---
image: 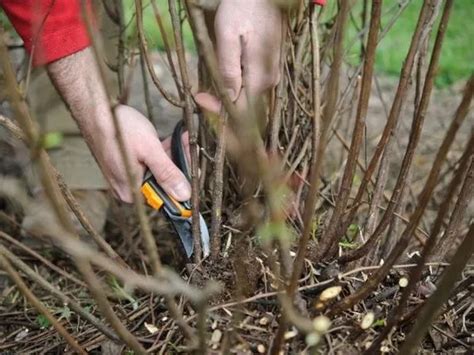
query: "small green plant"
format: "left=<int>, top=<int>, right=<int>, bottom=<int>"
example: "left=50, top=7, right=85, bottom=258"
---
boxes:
left=36, top=314, right=51, bottom=329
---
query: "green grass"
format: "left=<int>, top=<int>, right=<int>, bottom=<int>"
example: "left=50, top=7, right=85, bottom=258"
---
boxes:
left=122, top=0, right=195, bottom=51
left=343, top=0, right=474, bottom=87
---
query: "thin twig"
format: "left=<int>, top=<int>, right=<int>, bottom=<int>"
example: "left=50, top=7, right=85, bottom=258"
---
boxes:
left=337, top=0, right=435, bottom=241
left=0, top=242, right=119, bottom=342
left=315, top=0, right=382, bottom=261
left=210, top=110, right=228, bottom=258
left=135, top=0, right=183, bottom=108
left=75, top=257, right=147, bottom=354
left=338, top=0, right=443, bottom=264
left=331, top=0, right=453, bottom=315
left=169, top=0, right=202, bottom=261
left=0, top=230, right=86, bottom=288
left=0, top=252, right=87, bottom=355
left=151, top=0, right=182, bottom=96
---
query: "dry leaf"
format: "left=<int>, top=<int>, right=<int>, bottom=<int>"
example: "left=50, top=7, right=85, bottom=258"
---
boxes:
left=211, top=329, right=222, bottom=344
left=319, top=286, right=342, bottom=301
left=284, top=329, right=298, bottom=340
left=144, top=322, right=158, bottom=334
left=360, top=312, right=375, bottom=330
left=399, top=277, right=409, bottom=288
left=312, top=316, right=331, bottom=333
left=305, top=332, right=321, bottom=346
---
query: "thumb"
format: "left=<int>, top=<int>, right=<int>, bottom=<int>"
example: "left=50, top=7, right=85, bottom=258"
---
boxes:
left=144, top=138, right=191, bottom=201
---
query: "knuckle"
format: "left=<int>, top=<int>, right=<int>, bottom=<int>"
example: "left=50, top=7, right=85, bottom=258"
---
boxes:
left=157, top=165, right=179, bottom=184
left=220, top=67, right=241, bottom=82
left=257, top=72, right=279, bottom=91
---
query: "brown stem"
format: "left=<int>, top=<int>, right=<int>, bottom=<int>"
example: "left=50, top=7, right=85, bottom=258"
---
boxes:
left=320, top=0, right=350, bottom=141
left=288, top=3, right=323, bottom=296
left=168, top=0, right=202, bottom=261
left=135, top=0, right=183, bottom=108
left=210, top=111, right=228, bottom=258
left=315, top=0, right=381, bottom=261
left=55, top=171, right=127, bottom=265
left=331, top=0, right=454, bottom=314
left=433, top=78, right=474, bottom=260
left=270, top=7, right=323, bottom=354
left=138, top=41, right=155, bottom=121
left=75, top=257, right=147, bottom=354
left=151, top=0, right=182, bottom=96
left=114, top=0, right=126, bottom=93
left=338, top=0, right=436, bottom=241
left=186, top=5, right=306, bottom=353
left=338, top=0, right=445, bottom=264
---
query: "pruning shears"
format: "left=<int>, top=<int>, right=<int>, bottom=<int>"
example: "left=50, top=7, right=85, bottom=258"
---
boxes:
left=141, top=120, right=210, bottom=258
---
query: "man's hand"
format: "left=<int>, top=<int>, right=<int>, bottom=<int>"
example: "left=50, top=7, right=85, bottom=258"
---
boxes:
left=195, top=0, right=283, bottom=113
left=92, top=105, right=190, bottom=203
left=47, top=47, right=191, bottom=203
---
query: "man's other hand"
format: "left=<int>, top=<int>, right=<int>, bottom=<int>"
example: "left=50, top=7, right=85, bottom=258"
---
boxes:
left=195, top=0, right=283, bottom=113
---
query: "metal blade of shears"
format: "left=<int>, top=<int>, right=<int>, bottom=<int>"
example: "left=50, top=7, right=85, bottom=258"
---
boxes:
left=199, top=214, right=210, bottom=257
left=167, top=213, right=210, bottom=258
left=167, top=215, right=194, bottom=258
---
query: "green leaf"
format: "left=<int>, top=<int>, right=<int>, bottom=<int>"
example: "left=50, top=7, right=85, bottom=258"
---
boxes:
left=346, top=223, right=360, bottom=242
left=352, top=174, right=361, bottom=187
left=41, top=132, right=63, bottom=149
left=372, top=319, right=386, bottom=328
left=58, top=306, right=72, bottom=320
left=338, top=241, right=359, bottom=250
left=108, top=275, right=139, bottom=310
left=257, top=221, right=293, bottom=244
left=36, top=314, right=51, bottom=329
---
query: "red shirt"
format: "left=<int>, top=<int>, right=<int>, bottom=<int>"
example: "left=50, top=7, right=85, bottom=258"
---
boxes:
left=1, top=0, right=326, bottom=67
left=1, top=0, right=91, bottom=66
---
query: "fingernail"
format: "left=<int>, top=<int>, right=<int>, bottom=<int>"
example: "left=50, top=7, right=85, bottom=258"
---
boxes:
left=172, top=181, right=191, bottom=201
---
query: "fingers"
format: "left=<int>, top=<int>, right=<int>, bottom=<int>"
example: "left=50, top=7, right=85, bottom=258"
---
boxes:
left=194, top=93, right=221, bottom=115
left=111, top=160, right=143, bottom=204
left=144, top=137, right=191, bottom=201
left=214, top=13, right=243, bottom=101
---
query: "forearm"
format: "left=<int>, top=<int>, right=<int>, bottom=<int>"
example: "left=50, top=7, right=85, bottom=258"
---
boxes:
left=46, top=47, right=113, bottom=149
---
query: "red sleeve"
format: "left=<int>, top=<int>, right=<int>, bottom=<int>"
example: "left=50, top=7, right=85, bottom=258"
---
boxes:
left=314, top=0, right=326, bottom=5
left=0, top=0, right=92, bottom=66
